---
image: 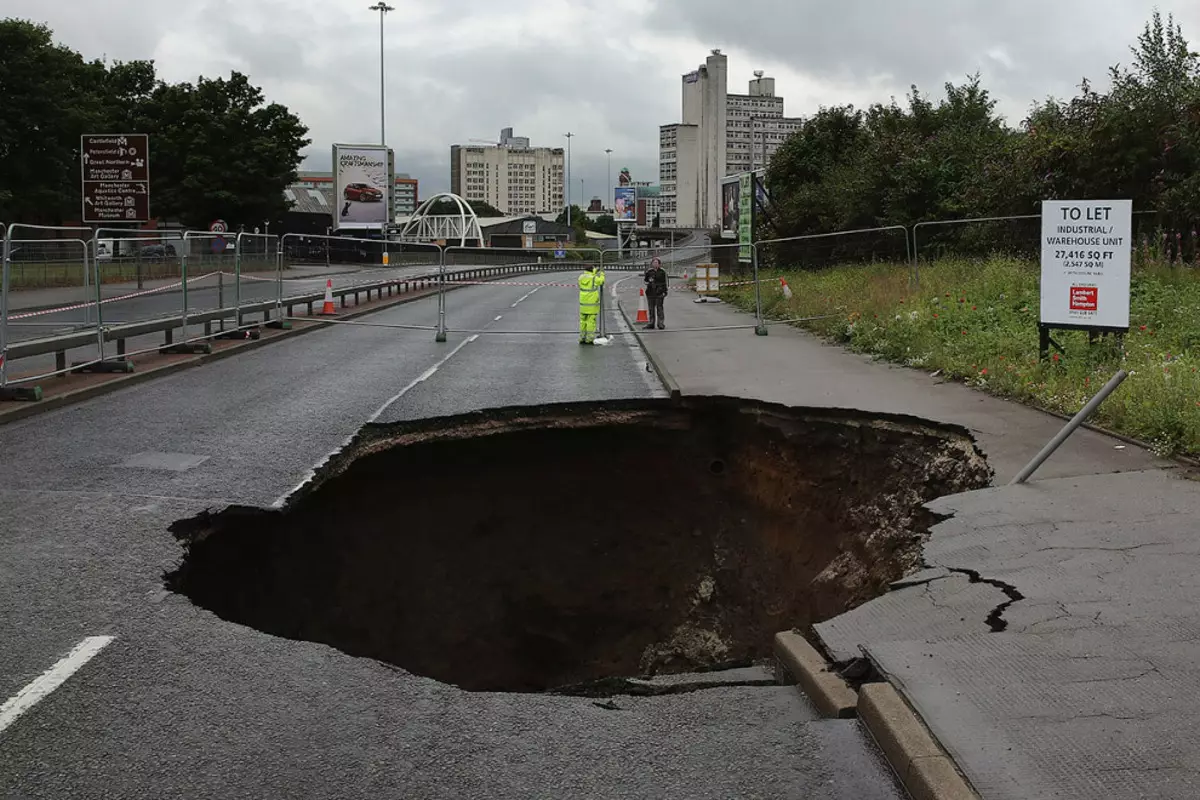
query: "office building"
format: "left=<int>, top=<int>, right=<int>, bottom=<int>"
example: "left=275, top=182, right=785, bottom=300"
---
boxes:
left=659, top=51, right=803, bottom=228
left=449, top=129, right=565, bottom=215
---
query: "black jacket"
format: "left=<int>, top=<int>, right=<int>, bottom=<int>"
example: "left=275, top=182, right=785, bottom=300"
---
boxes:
left=644, top=267, right=668, bottom=297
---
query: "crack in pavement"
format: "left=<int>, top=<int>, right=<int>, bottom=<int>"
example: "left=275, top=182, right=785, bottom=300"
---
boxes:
left=944, top=567, right=1025, bottom=632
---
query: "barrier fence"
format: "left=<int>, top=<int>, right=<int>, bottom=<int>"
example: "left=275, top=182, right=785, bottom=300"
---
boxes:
left=1, top=211, right=1185, bottom=402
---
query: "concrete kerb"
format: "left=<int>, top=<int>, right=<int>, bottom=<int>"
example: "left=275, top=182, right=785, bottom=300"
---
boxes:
left=614, top=286, right=681, bottom=400
left=0, top=268, right=526, bottom=426
left=858, top=683, right=981, bottom=800
left=772, top=631, right=857, bottom=719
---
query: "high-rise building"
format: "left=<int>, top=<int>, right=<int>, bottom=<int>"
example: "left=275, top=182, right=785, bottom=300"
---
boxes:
left=450, top=129, right=564, bottom=215
left=659, top=52, right=803, bottom=228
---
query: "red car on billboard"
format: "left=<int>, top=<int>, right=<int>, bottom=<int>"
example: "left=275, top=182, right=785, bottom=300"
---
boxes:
left=344, top=182, right=383, bottom=202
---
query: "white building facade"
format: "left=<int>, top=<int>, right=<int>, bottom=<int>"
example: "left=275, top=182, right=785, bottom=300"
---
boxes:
left=659, top=52, right=804, bottom=228
left=450, top=129, right=564, bottom=215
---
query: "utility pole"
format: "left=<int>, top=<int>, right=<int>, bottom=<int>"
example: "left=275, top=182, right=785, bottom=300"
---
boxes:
left=564, top=132, right=573, bottom=226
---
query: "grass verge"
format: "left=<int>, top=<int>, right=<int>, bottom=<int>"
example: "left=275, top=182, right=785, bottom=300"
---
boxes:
left=721, top=256, right=1200, bottom=457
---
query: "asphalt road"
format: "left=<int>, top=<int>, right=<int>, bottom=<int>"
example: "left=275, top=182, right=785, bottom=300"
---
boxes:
left=0, top=273, right=901, bottom=798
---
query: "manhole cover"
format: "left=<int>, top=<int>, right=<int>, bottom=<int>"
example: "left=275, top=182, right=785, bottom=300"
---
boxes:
left=119, top=452, right=210, bottom=472
left=165, top=397, right=991, bottom=693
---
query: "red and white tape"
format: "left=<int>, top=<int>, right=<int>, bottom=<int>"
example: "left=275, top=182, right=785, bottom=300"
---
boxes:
left=8, top=273, right=217, bottom=321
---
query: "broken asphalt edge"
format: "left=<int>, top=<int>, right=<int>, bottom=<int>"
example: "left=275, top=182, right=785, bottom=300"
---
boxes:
left=774, top=631, right=980, bottom=799
left=858, top=682, right=981, bottom=800
left=0, top=281, right=469, bottom=427
left=614, top=291, right=682, bottom=400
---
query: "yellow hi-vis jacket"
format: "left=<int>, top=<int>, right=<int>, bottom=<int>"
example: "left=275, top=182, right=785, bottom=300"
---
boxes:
left=578, top=268, right=605, bottom=313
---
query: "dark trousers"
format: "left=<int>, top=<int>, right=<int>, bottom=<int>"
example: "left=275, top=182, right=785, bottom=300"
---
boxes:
left=647, top=294, right=665, bottom=326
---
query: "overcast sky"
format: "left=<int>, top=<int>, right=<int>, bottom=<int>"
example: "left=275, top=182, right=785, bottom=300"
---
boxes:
left=9, top=0, right=1200, bottom=205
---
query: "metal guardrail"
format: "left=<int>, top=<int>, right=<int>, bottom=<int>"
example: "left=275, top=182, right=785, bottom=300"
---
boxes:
left=2, top=262, right=562, bottom=384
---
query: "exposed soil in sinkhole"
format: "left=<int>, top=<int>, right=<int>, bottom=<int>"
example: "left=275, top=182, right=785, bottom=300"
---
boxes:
left=166, top=396, right=991, bottom=693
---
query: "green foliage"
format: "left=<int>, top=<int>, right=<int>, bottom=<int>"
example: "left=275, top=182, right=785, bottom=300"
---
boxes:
left=424, top=198, right=504, bottom=217
left=767, top=12, right=1200, bottom=260
left=721, top=255, right=1200, bottom=456
left=0, top=18, right=310, bottom=227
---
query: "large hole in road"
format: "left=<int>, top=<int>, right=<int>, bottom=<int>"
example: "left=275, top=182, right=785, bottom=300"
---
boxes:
left=166, top=397, right=991, bottom=693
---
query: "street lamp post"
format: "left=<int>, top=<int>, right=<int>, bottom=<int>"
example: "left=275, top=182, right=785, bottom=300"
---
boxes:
left=369, top=2, right=393, bottom=147
left=564, top=132, right=573, bottom=226
left=604, top=148, right=612, bottom=210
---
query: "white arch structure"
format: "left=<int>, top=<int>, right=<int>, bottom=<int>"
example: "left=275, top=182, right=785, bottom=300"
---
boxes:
left=396, top=192, right=484, bottom=246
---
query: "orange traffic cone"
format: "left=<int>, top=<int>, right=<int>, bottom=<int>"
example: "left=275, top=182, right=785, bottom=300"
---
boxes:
left=780, top=277, right=793, bottom=300
left=636, top=288, right=650, bottom=323
left=319, top=279, right=336, bottom=315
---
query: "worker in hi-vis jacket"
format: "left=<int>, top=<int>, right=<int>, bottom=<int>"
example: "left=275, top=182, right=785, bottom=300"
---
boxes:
left=578, top=264, right=606, bottom=344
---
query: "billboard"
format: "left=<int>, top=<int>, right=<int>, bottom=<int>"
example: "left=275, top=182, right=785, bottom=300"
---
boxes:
left=333, top=143, right=393, bottom=229
left=1040, top=200, right=1132, bottom=330
left=81, top=134, right=150, bottom=223
left=614, top=187, right=636, bottom=222
left=738, top=172, right=753, bottom=262
left=720, top=175, right=740, bottom=239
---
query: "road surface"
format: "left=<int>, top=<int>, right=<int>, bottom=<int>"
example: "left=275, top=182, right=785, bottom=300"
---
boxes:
left=0, top=273, right=901, bottom=798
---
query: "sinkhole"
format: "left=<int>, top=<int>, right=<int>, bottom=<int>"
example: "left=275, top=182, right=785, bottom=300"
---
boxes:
left=166, top=396, right=991, bottom=693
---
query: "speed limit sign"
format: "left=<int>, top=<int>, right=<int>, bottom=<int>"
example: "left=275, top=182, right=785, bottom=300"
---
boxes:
left=209, top=219, right=227, bottom=233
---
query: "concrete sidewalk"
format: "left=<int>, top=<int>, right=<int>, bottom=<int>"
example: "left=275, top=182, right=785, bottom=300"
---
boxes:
left=625, top=287, right=1200, bottom=800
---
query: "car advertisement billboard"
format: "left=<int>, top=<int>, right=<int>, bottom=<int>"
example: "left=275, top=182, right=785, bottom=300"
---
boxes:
left=720, top=175, right=740, bottom=239
left=333, top=143, right=392, bottom=229
left=614, top=187, right=636, bottom=222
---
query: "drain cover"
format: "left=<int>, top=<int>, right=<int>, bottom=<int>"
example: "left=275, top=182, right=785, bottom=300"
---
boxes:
left=118, top=452, right=210, bottom=472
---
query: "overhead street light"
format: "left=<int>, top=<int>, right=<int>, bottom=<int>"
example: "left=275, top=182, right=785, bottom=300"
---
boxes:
left=604, top=148, right=612, bottom=210
left=564, top=132, right=574, bottom=226
left=369, top=2, right=394, bottom=147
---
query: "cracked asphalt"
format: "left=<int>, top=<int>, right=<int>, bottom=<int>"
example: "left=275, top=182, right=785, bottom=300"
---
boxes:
left=634, top=288, right=1200, bottom=799
left=0, top=274, right=903, bottom=799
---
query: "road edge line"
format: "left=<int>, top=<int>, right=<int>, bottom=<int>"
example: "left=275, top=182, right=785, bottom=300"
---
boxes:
left=614, top=290, right=681, bottom=401
left=858, top=682, right=981, bottom=800
left=0, top=635, right=115, bottom=735
left=772, top=631, right=857, bottom=719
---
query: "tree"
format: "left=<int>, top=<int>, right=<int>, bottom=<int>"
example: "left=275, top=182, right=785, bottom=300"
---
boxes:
left=132, top=72, right=309, bottom=228
left=422, top=198, right=504, bottom=217
left=0, top=19, right=310, bottom=228
left=0, top=19, right=107, bottom=222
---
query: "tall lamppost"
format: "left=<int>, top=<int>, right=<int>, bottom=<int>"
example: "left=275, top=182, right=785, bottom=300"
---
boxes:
left=564, top=132, right=574, bottom=226
left=604, top=148, right=613, bottom=210
left=368, top=2, right=393, bottom=146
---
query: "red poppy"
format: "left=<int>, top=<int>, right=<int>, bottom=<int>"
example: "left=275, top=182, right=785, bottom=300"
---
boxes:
left=1052, top=353, right=1060, bottom=362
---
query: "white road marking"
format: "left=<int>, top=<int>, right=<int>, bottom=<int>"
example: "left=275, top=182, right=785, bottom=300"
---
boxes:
left=494, top=315, right=503, bottom=321
left=367, top=335, right=479, bottom=422
left=511, top=286, right=541, bottom=307
left=0, top=636, right=114, bottom=736
left=270, top=335, right=480, bottom=509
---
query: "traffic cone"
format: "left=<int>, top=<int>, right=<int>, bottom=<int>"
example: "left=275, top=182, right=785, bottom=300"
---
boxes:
left=636, top=288, right=650, bottom=323
left=319, top=279, right=336, bottom=315
left=780, top=277, right=793, bottom=300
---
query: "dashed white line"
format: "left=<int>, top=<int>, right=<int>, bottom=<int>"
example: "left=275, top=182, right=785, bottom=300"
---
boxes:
left=511, top=286, right=541, bottom=307
left=271, top=335, right=481, bottom=508
left=494, top=315, right=503, bottom=321
left=367, top=334, right=479, bottom=422
left=0, top=636, right=114, bottom=736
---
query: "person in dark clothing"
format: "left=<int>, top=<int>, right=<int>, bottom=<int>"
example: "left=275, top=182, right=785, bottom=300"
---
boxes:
left=643, top=256, right=668, bottom=330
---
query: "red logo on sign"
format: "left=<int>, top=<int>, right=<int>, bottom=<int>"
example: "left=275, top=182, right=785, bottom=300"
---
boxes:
left=1070, top=286, right=1098, bottom=311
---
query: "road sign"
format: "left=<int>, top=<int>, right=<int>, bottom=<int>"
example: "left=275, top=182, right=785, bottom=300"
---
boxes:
left=81, top=134, right=150, bottom=223
left=211, top=237, right=226, bottom=254
left=210, top=220, right=228, bottom=233
left=555, top=249, right=566, bottom=259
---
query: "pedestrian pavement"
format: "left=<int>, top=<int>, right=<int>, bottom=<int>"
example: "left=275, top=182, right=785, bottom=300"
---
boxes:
left=625, top=287, right=1200, bottom=799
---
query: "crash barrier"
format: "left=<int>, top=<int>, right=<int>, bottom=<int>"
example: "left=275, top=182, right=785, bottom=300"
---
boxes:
left=0, top=248, right=576, bottom=397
